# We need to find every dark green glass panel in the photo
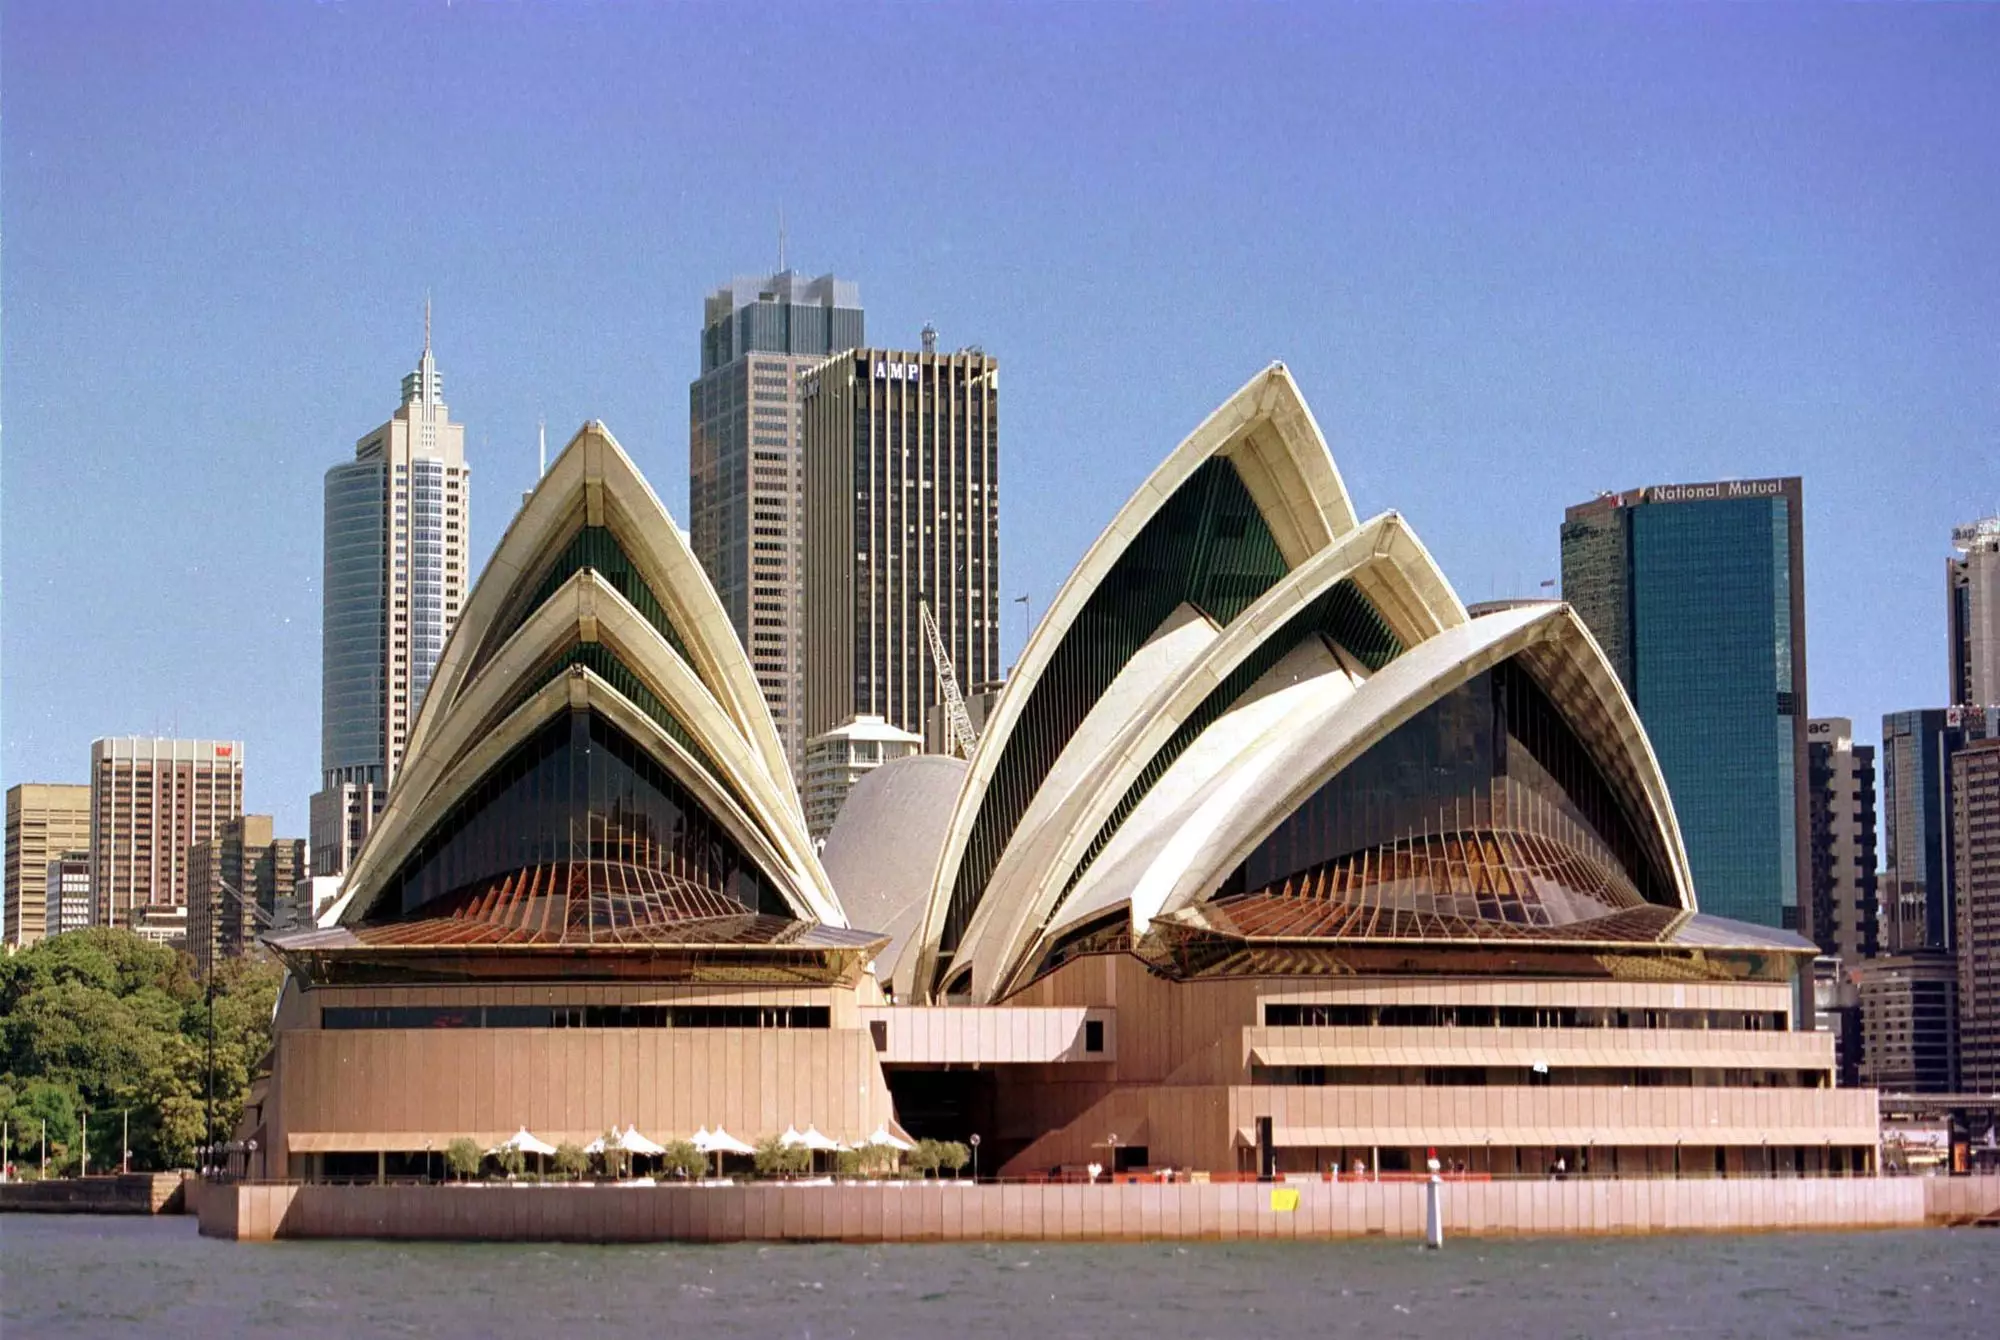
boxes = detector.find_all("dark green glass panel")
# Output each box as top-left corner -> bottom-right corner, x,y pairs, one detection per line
1060,579 -> 1403,899
938,456 -> 1289,970
490,640 -> 759,836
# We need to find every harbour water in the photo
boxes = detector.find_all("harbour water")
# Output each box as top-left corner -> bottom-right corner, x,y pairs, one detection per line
3,1215 -> 1989,1338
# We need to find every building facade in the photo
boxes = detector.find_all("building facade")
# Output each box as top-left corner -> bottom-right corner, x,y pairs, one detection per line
43,849 -> 91,938
801,715 -> 925,841
4,782 -> 91,945
803,344 -> 1001,743
243,372 -> 1877,1185
689,271 -> 863,774
1561,479 -> 1808,932
1948,517 -> 2000,706
89,738 -> 245,941
1806,717 -> 1878,968
1880,706 -> 2000,953
186,816 -> 307,980
252,423 -> 895,1181
1858,952 -> 1960,1093
309,313 -> 470,877
1952,737 -> 2000,1092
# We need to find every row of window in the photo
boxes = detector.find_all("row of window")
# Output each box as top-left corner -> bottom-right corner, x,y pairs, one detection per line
1250,1064 -> 1825,1089
1262,1003 -> 1791,1031
322,1004 -> 832,1031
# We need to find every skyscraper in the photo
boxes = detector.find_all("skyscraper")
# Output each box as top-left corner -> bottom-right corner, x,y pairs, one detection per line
1807,717 -> 1878,967
1880,706 -> 2000,952
90,737 -> 245,940
309,308 -> 470,876
690,270 -> 864,772
803,343 -> 1001,743
1951,736 -> 2000,1092
4,782 -> 91,945
1948,517 -> 2000,706
1561,477 -> 1807,930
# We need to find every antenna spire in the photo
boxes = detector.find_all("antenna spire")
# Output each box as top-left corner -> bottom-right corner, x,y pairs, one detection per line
424,291 -> 432,353
778,207 -> 787,273
538,416 -> 547,478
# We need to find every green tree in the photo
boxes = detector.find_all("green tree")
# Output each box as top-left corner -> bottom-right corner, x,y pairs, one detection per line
937,1140 -> 971,1178
0,929 -> 279,1174
906,1139 -> 945,1179
495,1145 -> 526,1179
752,1135 -> 810,1180
445,1137 -> 483,1181
1,1078 -> 80,1174
658,1140 -> 706,1181
552,1142 -> 589,1180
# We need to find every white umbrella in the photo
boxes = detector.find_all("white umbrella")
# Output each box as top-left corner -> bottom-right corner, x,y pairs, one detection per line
620,1126 -> 666,1157
800,1126 -> 843,1153
583,1133 -> 611,1155
495,1127 -> 557,1157
704,1127 -> 756,1156
866,1124 -> 914,1153
777,1125 -> 808,1149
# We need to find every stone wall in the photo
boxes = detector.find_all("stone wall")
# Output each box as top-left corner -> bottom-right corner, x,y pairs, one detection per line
0,1173 -> 188,1215
198,1175 -> 2000,1243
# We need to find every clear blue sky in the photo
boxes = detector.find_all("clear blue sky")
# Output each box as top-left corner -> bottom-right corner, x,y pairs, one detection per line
3,2 -> 1996,845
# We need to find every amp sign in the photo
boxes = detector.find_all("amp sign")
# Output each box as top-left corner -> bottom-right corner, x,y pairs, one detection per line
873,360 -> 921,382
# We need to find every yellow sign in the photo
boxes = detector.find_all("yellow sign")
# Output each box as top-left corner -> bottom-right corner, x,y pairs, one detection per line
1269,1187 -> 1300,1213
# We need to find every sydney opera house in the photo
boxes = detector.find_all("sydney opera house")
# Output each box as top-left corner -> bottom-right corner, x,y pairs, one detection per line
250,365 -> 1878,1182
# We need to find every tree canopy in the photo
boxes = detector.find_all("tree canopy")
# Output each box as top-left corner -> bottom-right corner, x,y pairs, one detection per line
0,929 -> 281,1174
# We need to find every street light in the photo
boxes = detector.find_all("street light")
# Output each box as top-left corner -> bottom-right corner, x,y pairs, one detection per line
970,1133 -> 981,1184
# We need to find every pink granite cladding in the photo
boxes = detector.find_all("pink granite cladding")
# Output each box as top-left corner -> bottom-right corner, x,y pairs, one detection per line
198,1175 -> 2000,1243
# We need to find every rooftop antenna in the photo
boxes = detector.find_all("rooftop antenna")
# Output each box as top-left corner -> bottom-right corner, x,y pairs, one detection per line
424,290 -> 432,353
778,207 -> 787,273
538,416 -> 547,478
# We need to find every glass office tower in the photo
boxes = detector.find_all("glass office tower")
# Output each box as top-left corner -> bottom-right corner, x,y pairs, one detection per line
1880,705 -> 2000,953
1561,478 -> 1807,931
690,271 -> 864,773
309,313 -> 470,876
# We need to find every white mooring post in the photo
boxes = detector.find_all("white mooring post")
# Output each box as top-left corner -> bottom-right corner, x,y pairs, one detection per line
1424,1148 -> 1445,1249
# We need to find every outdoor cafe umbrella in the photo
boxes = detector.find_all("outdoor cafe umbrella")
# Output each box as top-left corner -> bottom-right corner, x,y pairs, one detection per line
492,1126 -> 558,1177
799,1126 -> 843,1153
619,1126 -> 666,1157
694,1126 -> 756,1177
866,1124 -> 914,1152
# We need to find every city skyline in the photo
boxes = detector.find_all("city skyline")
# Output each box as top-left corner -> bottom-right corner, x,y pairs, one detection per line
4,4 -> 1999,842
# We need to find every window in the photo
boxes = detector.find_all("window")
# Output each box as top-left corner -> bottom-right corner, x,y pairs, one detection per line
1084,1019 -> 1104,1053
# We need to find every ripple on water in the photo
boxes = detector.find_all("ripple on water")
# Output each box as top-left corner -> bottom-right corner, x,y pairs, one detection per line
2,1220 -> 1993,1340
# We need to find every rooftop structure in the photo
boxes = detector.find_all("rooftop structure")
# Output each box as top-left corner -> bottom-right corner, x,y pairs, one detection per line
801,715 -> 924,841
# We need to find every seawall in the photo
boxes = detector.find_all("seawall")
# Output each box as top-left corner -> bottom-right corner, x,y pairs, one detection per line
198,1175 -> 2000,1243
1,1173 -> 189,1215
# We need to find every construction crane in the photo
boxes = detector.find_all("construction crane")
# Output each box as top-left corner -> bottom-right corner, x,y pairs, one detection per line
920,599 -> 980,758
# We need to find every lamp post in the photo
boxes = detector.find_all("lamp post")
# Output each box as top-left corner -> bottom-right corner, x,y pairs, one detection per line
970,1133 -> 981,1184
